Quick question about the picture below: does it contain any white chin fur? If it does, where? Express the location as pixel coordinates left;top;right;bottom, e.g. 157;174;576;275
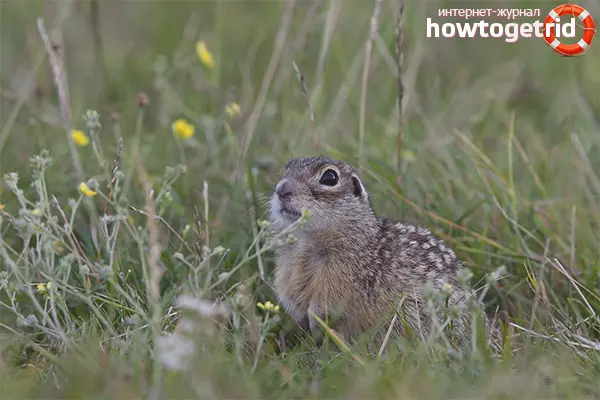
269;195;290;228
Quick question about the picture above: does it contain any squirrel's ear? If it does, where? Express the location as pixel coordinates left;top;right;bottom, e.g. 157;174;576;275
351;173;368;200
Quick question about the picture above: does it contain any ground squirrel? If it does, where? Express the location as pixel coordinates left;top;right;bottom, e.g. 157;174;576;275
269;156;500;351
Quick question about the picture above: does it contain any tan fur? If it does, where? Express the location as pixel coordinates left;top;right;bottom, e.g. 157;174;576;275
269;157;502;351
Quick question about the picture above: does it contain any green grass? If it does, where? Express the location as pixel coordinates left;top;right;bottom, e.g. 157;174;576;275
1;0;600;398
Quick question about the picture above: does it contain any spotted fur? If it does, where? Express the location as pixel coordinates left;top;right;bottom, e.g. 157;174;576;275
269;157;501;351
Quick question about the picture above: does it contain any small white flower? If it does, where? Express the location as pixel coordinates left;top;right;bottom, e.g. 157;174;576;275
175;295;231;319
156;334;195;371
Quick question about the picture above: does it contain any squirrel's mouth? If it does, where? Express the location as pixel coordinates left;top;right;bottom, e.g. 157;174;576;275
279;207;301;219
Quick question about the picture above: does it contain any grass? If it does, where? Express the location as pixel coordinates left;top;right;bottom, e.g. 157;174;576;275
1;0;600;398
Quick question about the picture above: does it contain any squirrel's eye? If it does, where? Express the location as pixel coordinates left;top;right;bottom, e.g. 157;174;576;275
319;169;339;186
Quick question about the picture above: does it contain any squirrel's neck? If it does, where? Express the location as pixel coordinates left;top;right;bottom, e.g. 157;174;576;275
301;214;380;257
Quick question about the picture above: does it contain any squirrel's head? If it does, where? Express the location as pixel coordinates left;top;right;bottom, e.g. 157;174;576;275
269;157;376;232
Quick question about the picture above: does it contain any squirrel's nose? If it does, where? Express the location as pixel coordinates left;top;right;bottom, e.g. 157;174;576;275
276;179;294;200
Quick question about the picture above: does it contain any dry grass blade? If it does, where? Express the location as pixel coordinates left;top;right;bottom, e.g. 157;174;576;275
358;0;382;169
292;61;317;154
377;313;398;357
528;238;551;331
36;17;84;184
203;181;209;250
509;322;600;351
570;206;576;274
273;0;321;94
550;258;597;317
133;156;165;397
316;0;341;82
106;137;124;213
97;137;124;260
202;180;211;272
311;313;365;367
241;0;296;162
134;160;163;308
192;205;205;258
128;206;194;255
395;0;405;169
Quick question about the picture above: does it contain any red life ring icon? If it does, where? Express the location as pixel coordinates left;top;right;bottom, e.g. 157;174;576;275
543;4;596;56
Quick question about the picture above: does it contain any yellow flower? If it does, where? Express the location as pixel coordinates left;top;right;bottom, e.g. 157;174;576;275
225;102;241;118
195;41;215;69
71;130;89;147
37;282;53;298
0;204;5;212
79;182;97;197
442;282;453;293
31;208;41;216
171;119;195;140
37;283;47;295
257;301;280;313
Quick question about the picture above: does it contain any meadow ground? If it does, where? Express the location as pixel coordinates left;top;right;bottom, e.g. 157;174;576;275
1;0;600;398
